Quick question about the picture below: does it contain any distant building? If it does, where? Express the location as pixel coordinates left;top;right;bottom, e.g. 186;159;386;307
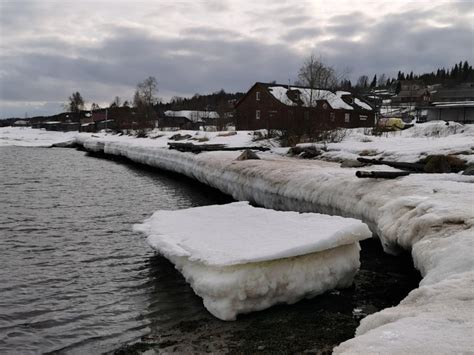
13;120;29;127
417;83;474;123
391;80;430;106
235;82;374;131
161;110;220;130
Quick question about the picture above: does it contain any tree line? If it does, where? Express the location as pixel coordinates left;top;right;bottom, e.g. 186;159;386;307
64;58;473;121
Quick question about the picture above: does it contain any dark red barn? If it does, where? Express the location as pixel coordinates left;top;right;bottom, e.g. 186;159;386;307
235;82;375;132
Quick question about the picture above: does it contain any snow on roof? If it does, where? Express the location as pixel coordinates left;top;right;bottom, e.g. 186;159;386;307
354;98;372;110
267;85;371;111
165;110;219;123
136;201;371;266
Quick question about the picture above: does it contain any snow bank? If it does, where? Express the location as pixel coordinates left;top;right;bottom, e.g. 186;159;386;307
319;121;474;163
74;133;474;353
0;127;78;147
134;202;371;320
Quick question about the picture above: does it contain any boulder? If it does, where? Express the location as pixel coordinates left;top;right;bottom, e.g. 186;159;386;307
236;149;260;161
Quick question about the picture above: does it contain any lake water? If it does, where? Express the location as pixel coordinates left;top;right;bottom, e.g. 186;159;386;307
0;146;420;354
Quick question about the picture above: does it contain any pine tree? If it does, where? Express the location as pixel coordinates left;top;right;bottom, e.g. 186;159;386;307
370;74;377;88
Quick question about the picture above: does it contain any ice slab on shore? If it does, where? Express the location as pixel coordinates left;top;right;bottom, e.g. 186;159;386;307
134;202;371;320
0;127;78;147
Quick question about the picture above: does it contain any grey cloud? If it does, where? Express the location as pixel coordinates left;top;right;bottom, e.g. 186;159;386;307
1;25;303;114
281;26;322;42
319;12;473;81
325;12;371;36
179;26;243;40
279;15;313;26
1;1;473;118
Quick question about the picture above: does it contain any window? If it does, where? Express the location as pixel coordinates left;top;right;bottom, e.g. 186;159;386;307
330;112;335;121
256;110;260;120
256;91;260;101
345;113;350;123
360;115;367;121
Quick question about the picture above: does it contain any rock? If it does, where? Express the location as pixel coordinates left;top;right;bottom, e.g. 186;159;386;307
288;145;321;159
169;133;192;141
340;160;365;168
422;155;467;173
235;149;260;161
462;164;474;175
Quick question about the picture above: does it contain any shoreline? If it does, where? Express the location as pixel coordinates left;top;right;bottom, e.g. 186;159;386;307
72;132;474;354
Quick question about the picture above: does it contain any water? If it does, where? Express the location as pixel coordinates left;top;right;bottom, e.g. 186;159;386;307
0;146;420;354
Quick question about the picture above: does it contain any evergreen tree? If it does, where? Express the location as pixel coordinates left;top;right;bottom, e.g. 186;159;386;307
395;81;401;94
370;74;377;88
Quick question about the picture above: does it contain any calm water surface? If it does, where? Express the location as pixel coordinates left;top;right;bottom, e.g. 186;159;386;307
0;146;420;354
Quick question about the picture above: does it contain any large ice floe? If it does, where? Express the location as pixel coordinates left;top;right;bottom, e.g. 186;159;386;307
134;202;371;320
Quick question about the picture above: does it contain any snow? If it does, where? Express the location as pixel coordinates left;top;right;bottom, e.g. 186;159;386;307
73;130;474;352
317;121;474;163
3;124;474;352
134;202;370;320
136;201;371;266
354;98;372;110
0;127;78;147
268;85;356;110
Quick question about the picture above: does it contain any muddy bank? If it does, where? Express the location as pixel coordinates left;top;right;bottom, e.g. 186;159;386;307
113;238;421;354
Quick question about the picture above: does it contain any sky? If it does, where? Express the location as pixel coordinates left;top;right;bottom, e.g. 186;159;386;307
0;0;473;118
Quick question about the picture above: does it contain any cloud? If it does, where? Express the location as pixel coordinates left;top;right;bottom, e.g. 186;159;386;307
281;27;322;42
0;0;473;118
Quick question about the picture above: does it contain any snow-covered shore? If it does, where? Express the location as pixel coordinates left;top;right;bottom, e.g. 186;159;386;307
2;124;473;353
74;127;473;354
0;127;77;147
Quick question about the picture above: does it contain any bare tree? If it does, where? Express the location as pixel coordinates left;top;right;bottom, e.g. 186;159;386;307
91;102;100;110
356;75;369;89
295;53;346;105
136;76;159;107
110;96;121;108
67;92;85;113
133;76;159;129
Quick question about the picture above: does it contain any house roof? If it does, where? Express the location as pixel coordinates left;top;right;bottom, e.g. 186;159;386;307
430;87;474;101
244;82;372;111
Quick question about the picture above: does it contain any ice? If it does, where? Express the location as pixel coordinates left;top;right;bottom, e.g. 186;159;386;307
74;132;474;352
0;127;78;147
4;126;473;351
135;202;371;266
134;202;371;320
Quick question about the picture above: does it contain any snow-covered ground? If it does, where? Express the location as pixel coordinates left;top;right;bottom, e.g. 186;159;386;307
3;122;474;353
0;127;78;147
317;121;474;164
134;202;371;320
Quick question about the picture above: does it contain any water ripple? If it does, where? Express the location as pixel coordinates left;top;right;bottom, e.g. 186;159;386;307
0;146;229;354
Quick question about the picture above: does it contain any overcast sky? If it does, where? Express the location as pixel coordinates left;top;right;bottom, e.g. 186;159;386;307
1;0;473;118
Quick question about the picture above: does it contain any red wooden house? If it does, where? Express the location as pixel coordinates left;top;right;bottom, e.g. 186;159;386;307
235;82;375;132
